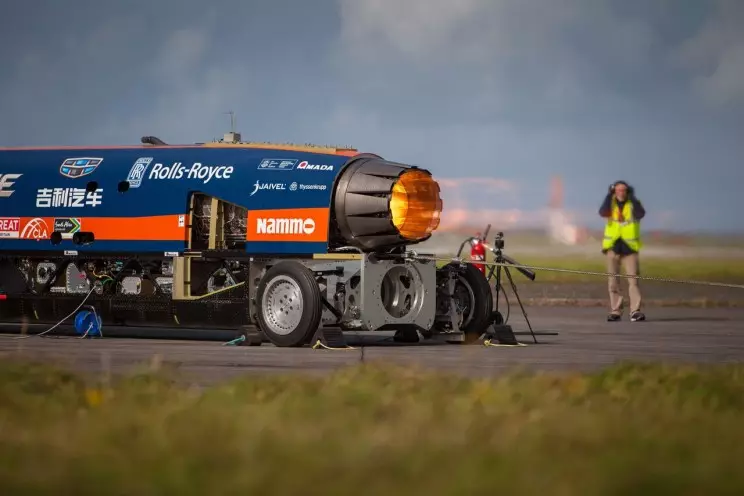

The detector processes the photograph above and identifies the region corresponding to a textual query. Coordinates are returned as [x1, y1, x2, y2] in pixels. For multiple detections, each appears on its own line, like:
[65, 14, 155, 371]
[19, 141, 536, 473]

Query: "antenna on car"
[222, 111, 241, 143]
[141, 136, 167, 146]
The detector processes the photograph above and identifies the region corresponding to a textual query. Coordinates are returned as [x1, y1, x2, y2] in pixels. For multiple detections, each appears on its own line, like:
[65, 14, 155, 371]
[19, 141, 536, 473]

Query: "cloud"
[334, 0, 667, 123]
[337, 0, 496, 63]
[0, 6, 255, 146]
[93, 28, 254, 145]
[0, 12, 149, 145]
[1, 0, 743, 232]
[674, 0, 744, 107]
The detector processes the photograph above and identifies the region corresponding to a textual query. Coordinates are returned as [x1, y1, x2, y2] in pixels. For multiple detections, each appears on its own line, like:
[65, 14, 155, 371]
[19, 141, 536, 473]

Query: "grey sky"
[1, 0, 742, 232]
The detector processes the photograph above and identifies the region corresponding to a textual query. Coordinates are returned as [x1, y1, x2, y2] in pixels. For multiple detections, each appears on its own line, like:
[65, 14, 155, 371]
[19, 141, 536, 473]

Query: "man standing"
[599, 181, 646, 322]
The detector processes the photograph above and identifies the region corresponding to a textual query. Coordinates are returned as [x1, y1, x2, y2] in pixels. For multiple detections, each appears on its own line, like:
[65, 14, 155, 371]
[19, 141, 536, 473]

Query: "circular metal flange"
[378, 264, 425, 320]
[260, 275, 304, 336]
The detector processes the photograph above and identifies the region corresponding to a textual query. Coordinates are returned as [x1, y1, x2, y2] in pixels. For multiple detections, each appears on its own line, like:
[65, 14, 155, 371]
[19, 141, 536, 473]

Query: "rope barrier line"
[409, 254, 744, 290]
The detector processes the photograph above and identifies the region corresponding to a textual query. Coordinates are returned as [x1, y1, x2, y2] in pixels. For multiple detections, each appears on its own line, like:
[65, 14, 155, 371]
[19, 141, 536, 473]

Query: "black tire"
[443, 262, 494, 343]
[255, 261, 322, 347]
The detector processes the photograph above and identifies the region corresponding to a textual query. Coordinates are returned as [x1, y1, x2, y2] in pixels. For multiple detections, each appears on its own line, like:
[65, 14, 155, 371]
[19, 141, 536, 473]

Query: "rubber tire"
[255, 261, 323, 347]
[443, 262, 494, 343]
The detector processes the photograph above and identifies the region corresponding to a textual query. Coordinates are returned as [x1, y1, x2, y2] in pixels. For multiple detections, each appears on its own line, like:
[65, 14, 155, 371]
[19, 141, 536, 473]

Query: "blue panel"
[0, 146, 355, 255]
[0, 240, 330, 256]
[245, 241, 328, 255]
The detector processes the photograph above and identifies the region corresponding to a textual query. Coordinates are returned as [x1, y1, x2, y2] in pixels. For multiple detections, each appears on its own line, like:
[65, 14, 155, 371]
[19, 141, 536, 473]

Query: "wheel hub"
[261, 275, 304, 336]
[454, 276, 476, 328]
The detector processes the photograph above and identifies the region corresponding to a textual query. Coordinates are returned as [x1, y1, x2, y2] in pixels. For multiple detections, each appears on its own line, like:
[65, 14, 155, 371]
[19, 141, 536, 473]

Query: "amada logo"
[250, 181, 286, 196]
[247, 208, 329, 243]
[297, 161, 334, 172]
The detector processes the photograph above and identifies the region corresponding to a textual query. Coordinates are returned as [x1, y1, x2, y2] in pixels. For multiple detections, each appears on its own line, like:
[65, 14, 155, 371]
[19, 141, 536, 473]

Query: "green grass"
[2, 359, 744, 494]
[437, 255, 744, 283]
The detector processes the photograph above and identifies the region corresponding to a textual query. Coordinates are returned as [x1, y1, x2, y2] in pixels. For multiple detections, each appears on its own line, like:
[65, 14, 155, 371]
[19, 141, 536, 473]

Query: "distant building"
[546, 176, 587, 245]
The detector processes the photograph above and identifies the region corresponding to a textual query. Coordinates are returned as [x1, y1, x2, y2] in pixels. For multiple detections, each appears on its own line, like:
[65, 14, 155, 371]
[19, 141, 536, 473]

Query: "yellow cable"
[311, 339, 357, 350]
[483, 338, 528, 348]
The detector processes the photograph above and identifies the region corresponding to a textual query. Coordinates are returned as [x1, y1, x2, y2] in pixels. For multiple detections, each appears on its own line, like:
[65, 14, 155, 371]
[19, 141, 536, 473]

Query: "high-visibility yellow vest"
[602, 199, 642, 252]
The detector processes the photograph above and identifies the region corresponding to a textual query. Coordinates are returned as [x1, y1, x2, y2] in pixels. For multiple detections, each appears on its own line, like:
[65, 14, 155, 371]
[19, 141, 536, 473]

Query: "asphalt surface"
[2, 306, 743, 385]
[514, 281, 744, 304]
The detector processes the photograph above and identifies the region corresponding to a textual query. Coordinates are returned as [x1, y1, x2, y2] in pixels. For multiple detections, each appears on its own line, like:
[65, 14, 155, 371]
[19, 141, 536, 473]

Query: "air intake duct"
[332, 154, 443, 252]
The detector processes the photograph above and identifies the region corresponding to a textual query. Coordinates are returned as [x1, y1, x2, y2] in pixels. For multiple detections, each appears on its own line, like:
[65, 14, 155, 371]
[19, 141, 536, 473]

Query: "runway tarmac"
[1, 306, 743, 386]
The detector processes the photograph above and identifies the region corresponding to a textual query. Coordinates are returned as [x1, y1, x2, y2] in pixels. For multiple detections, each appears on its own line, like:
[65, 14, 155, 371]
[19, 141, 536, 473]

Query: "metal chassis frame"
[247, 253, 438, 334]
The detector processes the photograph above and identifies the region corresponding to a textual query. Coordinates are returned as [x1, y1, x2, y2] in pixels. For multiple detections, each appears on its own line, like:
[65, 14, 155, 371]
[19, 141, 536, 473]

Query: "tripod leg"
[503, 267, 538, 344]
[493, 265, 502, 316]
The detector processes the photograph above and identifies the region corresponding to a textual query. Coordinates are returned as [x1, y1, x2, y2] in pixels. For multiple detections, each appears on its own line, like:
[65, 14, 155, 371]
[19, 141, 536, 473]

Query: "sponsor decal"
[0, 173, 22, 198]
[178, 215, 185, 228]
[0, 217, 20, 238]
[297, 160, 334, 171]
[36, 188, 103, 208]
[246, 207, 329, 243]
[126, 157, 153, 188]
[257, 158, 298, 171]
[20, 218, 49, 240]
[53, 218, 81, 239]
[148, 162, 234, 184]
[250, 181, 286, 196]
[289, 182, 327, 192]
[59, 157, 102, 179]
[257, 217, 316, 235]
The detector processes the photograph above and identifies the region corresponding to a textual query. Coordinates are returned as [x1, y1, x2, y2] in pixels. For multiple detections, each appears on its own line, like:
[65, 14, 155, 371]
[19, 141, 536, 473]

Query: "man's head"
[612, 181, 630, 201]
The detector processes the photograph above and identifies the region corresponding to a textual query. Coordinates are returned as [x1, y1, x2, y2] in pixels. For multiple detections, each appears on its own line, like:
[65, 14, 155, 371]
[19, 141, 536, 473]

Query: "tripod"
[485, 233, 539, 344]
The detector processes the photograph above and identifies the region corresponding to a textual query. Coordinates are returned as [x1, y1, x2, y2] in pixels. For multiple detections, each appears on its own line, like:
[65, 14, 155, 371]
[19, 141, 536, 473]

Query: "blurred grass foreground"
[2, 359, 744, 495]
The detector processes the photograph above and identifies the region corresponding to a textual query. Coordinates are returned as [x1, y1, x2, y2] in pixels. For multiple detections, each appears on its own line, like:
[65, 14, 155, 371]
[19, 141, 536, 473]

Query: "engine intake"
[332, 155, 443, 252]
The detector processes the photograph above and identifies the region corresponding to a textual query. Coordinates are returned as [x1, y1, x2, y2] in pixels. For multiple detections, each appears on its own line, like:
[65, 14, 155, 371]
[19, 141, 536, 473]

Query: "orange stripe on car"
[17, 215, 186, 241]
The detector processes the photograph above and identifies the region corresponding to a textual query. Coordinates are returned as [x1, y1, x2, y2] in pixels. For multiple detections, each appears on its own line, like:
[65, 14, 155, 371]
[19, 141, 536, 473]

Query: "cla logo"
[20, 218, 49, 240]
[250, 181, 286, 196]
[0, 173, 22, 198]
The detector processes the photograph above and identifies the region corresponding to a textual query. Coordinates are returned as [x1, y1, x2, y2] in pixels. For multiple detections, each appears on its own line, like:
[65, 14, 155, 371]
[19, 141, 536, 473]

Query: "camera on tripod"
[492, 232, 505, 250]
[457, 226, 539, 344]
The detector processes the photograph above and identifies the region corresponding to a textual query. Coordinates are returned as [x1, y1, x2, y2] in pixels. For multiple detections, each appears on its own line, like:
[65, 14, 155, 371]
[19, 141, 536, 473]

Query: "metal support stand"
[485, 233, 539, 345]
[311, 327, 350, 349]
[239, 325, 264, 346]
[483, 324, 520, 345]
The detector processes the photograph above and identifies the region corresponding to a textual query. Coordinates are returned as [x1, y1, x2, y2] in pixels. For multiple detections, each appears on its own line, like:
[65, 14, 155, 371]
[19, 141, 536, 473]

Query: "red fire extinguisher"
[470, 233, 486, 276]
